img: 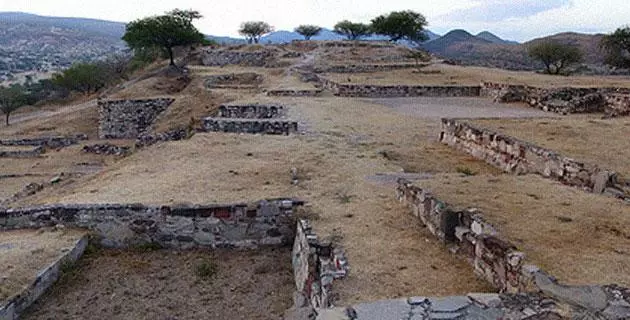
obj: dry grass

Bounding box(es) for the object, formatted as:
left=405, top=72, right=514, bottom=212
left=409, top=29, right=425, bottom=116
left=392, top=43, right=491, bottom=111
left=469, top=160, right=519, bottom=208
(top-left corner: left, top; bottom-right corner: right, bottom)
left=323, top=63, right=630, bottom=87
left=413, top=173, right=630, bottom=287
left=0, top=229, right=86, bottom=303
left=471, top=116, right=630, bottom=176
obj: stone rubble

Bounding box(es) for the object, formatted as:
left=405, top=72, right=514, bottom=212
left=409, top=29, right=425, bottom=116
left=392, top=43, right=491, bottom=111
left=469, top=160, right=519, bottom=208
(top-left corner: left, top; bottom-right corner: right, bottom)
left=134, top=128, right=191, bottom=148
left=0, top=146, right=43, bottom=158
left=82, top=143, right=131, bottom=156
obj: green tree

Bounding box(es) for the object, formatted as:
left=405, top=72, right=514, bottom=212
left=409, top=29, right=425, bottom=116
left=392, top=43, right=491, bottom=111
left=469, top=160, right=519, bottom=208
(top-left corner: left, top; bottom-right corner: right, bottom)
left=0, top=85, right=28, bottom=125
left=239, top=21, right=274, bottom=44
left=52, top=63, right=110, bottom=94
left=601, top=26, right=630, bottom=69
left=295, top=25, right=322, bottom=40
left=333, top=20, right=372, bottom=40
left=371, top=10, right=428, bottom=43
left=528, top=41, right=583, bottom=75
left=122, top=9, right=205, bottom=66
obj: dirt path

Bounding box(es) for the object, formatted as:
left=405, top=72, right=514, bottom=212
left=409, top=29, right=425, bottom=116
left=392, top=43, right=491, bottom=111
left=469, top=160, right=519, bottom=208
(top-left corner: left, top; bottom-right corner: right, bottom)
left=7, top=99, right=97, bottom=128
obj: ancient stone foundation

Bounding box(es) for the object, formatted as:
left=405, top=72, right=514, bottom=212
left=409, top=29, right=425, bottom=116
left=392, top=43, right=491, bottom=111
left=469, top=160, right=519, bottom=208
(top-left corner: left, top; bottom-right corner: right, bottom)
left=0, top=199, right=304, bottom=249
left=217, top=104, right=285, bottom=119
left=204, top=72, right=263, bottom=89
left=201, top=48, right=276, bottom=67
left=0, top=134, right=88, bottom=148
left=98, top=98, right=175, bottom=139
left=440, top=118, right=630, bottom=200
left=324, top=63, right=420, bottom=73
left=203, top=118, right=298, bottom=135
left=318, top=76, right=481, bottom=98
left=266, top=89, right=323, bottom=97
left=605, top=94, right=630, bottom=117
left=0, top=146, right=43, bottom=158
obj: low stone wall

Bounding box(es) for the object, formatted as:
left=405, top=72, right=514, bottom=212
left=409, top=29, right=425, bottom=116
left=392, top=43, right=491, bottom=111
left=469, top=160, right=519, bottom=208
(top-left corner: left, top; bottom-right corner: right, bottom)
left=266, top=89, right=322, bottom=97
left=481, top=82, right=630, bottom=114
left=292, top=219, right=348, bottom=309
left=605, top=94, right=630, bottom=117
left=203, top=118, right=298, bottom=135
left=396, top=179, right=526, bottom=293
left=201, top=49, right=276, bottom=67
left=82, top=143, right=131, bottom=156
left=324, top=63, right=420, bottom=73
left=440, top=118, right=630, bottom=200
left=0, top=235, right=88, bottom=320
left=0, top=199, right=304, bottom=249
left=204, top=73, right=263, bottom=89
left=0, top=146, right=43, bottom=158
left=318, top=77, right=481, bottom=98
left=134, top=128, right=191, bottom=148
left=217, top=104, right=285, bottom=119
left=0, top=134, right=88, bottom=148
left=98, top=98, right=175, bottom=139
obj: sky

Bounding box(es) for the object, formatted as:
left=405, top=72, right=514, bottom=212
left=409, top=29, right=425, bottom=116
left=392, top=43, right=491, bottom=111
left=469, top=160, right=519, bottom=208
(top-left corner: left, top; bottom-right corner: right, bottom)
left=0, top=0, right=628, bottom=41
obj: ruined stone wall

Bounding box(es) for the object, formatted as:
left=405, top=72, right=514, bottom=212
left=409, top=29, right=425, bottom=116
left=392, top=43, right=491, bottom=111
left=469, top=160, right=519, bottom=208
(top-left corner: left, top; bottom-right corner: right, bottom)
left=292, top=219, right=348, bottom=309
left=0, top=134, right=88, bottom=148
left=396, top=179, right=527, bottom=293
left=217, top=104, right=285, bottom=119
left=440, top=118, right=630, bottom=200
left=266, top=89, right=322, bottom=97
left=481, top=82, right=630, bottom=114
left=0, top=146, right=43, bottom=158
left=324, top=63, right=419, bottom=73
left=204, top=73, right=263, bottom=89
left=98, top=98, right=175, bottom=139
left=0, top=199, right=304, bottom=249
left=203, top=118, right=298, bottom=135
left=201, top=49, right=275, bottom=67
left=605, top=94, right=630, bottom=117
left=317, top=77, right=480, bottom=98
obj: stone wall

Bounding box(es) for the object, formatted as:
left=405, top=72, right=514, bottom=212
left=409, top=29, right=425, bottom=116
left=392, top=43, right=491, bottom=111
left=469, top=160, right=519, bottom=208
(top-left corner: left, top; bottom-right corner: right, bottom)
left=481, top=82, right=630, bottom=114
left=134, top=128, right=191, bottom=148
left=204, top=73, right=263, bottom=89
left=0, top=146, right=43, bottom=158
left=318, top=77, right=481, bottom=98
left=82, top=144, right=131, bottom=156
left=217, top=104, right=285, bottom=119
left=0, top=134, right=88, bottom=148
left=396, top=179, right=527, bottom=293
left=201, top=49, right=276, bottom=67
left=0, top=235, right=88, bottom=320
left=605, top=94, right=630, bottom=117
left=292, top=219, right=348, bottom=309
left=98, top=98, right=175, bottom=139
left=440, top=118, right=630, bottom=200
left=266, top=89, right=322, bottom=97
left=324, top=63, right=420, bottom=73
left=0, top=199, right=304, bottom=249
left=203, top=118, right=298, bottom=135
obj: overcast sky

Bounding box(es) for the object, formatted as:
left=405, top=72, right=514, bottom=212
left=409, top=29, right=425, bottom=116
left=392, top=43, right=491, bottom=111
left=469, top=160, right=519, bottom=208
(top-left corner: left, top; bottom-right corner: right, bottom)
left=1, top=0, right=627, bottom=41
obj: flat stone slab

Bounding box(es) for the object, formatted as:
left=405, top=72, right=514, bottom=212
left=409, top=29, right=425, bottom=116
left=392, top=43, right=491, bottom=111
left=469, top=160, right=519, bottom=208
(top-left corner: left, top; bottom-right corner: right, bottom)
left=352, top=299, right=411, bottom=320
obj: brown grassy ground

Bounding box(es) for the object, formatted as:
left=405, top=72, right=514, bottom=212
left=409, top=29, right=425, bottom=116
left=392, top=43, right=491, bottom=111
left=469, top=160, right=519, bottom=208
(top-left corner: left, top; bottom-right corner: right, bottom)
left=22, top=248, right=294, bottom=320
left=0, top=228, right=86, bottom=303
left=323, top=63, right=630, bottom=87
left=413, top=173, right=630, bottom=287
left=471, top=116, right=630, bottom=176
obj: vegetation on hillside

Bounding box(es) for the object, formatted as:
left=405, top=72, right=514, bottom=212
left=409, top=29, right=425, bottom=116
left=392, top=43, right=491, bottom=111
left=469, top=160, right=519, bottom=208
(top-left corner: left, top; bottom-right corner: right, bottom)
left=294, top=25, right=323, bottom=40
left=239, top=21, right=274, bottom=44
left=122, top=9, right=205, bottom=66
left=601, top=26, right=630, bottom=69
left=0, top=84, right=28, bottom=125
left=527, top=41, right=583, bottom=74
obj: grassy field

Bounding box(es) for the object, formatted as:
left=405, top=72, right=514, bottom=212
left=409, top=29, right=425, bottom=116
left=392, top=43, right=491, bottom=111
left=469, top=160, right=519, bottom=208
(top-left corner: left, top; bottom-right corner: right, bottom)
left=471, top=115, right=630, bottom=177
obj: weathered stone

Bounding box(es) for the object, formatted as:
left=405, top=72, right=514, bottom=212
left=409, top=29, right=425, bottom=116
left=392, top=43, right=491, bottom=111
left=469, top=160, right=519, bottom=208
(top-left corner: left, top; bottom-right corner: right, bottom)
left=428, top=312, right=463, bottom=319
left=593, top=171, right=612, bottom=194
left=467, top=293, right=502, bottom=309
left=98, top=98, right=175, bottom=139
left=534, top=273, right=608, bottom=311
left=409, top=296, right=430, bottom=306
left=353, top=299, right=411, bottom=320
left=429, top=296, right=471, bottom=313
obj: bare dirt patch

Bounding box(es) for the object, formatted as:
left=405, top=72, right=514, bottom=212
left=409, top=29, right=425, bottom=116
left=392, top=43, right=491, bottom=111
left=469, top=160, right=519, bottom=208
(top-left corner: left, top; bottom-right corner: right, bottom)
left=413, top=173, right=630, bottom=287
left=0, top=229, right=86, bottom=303
left=22, top=248, right=294, bottom=320
left=471, top=116, right=630, bottom=176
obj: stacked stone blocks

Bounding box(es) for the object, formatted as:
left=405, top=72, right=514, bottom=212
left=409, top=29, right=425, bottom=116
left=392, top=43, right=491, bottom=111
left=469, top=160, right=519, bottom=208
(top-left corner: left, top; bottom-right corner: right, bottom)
left=98, top=98, right=175, bottom=139
left=203, top=103, right=298, bottom=135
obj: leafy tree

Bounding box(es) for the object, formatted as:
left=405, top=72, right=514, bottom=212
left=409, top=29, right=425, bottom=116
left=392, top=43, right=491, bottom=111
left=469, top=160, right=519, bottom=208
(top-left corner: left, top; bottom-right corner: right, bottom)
left=601, top=26, right=630, bottom=69
left=52, top=63, right=110, bottom=94
left=333, top=20, right=372, bottom=40
left=371, top=10, right=428, bottom=43
left=0, top=85, right=28, bottom=125
left=239, top=21, right=274, bottom=44
left=528, top=41, right=583, bottom=74
left=123, top=9, right=205, bottom=66
left=295, top=25, right=322, bottom=40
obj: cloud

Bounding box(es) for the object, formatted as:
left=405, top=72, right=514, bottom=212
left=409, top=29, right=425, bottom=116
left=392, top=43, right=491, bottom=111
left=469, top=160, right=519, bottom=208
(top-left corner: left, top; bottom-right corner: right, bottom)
left=438, top=0, right=572, bottom=23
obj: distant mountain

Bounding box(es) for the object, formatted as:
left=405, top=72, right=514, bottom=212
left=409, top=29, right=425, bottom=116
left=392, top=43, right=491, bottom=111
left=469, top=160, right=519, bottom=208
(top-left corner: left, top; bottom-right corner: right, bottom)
left=260, top=28, right=440, bottom=44
left=476, top=31, right=519, bottom=45
left=421, top=30, right=606, bottom=70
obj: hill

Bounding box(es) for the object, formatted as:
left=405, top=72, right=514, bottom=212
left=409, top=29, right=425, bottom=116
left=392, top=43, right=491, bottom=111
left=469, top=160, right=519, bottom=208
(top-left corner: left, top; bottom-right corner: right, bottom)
left=261, top=28, right=440, bottom=44
left=476, top=31, right=519, bottom=45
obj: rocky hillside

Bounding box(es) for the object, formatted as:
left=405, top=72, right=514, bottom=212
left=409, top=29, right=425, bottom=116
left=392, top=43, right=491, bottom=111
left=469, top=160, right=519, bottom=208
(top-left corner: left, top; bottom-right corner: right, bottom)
left=0, top=12, right=127, bottom=77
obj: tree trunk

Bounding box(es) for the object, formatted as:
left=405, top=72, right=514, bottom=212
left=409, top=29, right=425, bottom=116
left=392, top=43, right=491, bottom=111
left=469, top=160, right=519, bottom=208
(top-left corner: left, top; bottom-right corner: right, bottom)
left=167, top=47, right=175, bottom=66
left=5, top=112, right=9, bottom=126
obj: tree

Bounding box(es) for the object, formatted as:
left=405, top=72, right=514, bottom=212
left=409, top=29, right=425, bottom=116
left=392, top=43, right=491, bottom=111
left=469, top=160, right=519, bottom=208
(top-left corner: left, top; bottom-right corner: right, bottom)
left=239, top=21, right=274, bottom=44
left=601, top=26, right=630, bottom=69
left=52, top=63, right=110, bottom=94
left=0, top=85, right=28, bottom=125
left=295, top=25, right=322, bottom=40
left=371, top=10, right=428, bottom=43
left=122, top=9, right=205, bottom=66
left=528, top=41, right=583, bottom=75
left=333, top=20, right=372, bottom=40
